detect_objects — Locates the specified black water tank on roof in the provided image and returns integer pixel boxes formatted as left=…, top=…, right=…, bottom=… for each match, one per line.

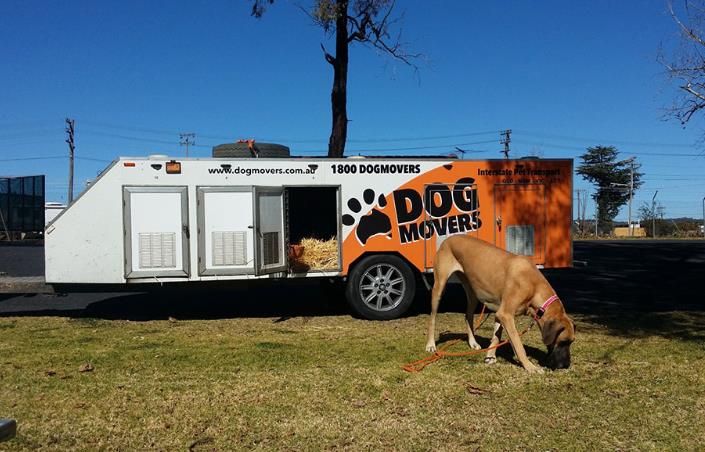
left=212, top=142, right=290, bottom=158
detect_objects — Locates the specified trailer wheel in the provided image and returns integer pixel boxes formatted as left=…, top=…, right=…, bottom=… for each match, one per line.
left=345, top=255, right=416, bottom=320
left=212, top=142, right=290, bottom=158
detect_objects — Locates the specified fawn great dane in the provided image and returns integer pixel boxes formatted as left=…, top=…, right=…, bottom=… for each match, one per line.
left=426, top=235, right=575, bottom=373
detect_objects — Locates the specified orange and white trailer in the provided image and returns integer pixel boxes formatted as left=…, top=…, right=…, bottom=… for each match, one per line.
left=45, top=148, right=572, bottom=319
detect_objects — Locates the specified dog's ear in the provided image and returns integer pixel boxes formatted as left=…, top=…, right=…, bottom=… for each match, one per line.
left=541, top=319, right=564, bottom=346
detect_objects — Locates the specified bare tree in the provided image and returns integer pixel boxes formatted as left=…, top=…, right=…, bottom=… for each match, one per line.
left=662, top=0, right=705, bottom=127
left=252, top=0, right=419, bottom=157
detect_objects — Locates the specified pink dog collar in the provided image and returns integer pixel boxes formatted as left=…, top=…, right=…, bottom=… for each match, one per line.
left=533, top=295, right=559, bottom=321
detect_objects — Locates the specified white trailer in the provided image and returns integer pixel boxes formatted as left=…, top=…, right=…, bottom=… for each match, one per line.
left=45, top=151, right=573, bottom=319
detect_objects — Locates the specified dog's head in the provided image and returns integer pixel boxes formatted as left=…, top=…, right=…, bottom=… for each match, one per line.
left=541, top=314, right=576, bottom=370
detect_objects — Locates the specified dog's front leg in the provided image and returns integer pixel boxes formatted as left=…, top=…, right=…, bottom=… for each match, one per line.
left=484, top=320, right=503, bottom=364
left=496, top=309, right=543, bottom=373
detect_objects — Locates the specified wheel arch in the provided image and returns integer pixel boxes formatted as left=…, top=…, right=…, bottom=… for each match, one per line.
left=345, top=251, right=423, bottom=280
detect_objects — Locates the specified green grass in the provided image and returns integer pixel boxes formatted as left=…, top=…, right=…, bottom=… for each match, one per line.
left=1, top=311, right=704, bottom=450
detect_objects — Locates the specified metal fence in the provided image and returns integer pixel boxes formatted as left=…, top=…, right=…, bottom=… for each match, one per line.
left=0, top=175, right=45, bottom=233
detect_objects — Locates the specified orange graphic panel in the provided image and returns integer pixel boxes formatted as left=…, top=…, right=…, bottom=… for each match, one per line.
left=340, top=159, right=572, bottom=275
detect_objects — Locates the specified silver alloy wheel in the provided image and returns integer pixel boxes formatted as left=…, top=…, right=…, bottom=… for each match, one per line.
left=358, top=263, right=406, bottom=312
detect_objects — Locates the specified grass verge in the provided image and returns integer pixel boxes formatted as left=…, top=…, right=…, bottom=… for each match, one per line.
left=1, top=311, right=704, bottom=450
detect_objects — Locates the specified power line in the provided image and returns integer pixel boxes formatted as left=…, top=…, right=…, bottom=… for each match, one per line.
left=75, top=156, right=112, bottom=163
left=514, top=139, right=702, bottom=157
left=78, top=120, right=500, bottom=144
left=79, top=130, right=500, bottom=153
left=80, top=131, right=190, bottom=147
left=295, top=140, right=498, bottom=154
left=0, top=156, right=66, bottom=162
left=513, top=129, right=696, bottom=149
left=8, top=118, right=705, bottom=149
left=0, top=130, right=62, bottom=140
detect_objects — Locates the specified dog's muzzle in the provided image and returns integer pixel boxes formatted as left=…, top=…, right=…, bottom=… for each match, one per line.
left=547, top=344, right=571, bottom=370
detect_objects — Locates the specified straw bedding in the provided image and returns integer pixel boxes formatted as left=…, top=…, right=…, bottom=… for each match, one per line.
left=289, top=237, right=338, bottom=271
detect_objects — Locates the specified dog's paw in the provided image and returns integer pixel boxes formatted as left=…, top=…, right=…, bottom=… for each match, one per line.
left=524, top=363, right=544, bottom=374
left=484, top=356, right=497, bottom=365
left=425, top=343, right=437, bottom=353
left=468, top=340, right=482, bottom=351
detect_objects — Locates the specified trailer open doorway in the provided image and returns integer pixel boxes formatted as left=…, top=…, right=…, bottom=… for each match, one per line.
left=286, top=186, right=341, bottom=273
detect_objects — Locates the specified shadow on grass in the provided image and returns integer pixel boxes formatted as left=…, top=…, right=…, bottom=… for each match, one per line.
left=412, top=241, right=705, bottom=345
left=435, top=330, right=548, bottom=365
left=545, top=241, right=705, bottom=344
left=0, top=280, right=350, bottom=321
left=1, top=241, right=704, bottom=344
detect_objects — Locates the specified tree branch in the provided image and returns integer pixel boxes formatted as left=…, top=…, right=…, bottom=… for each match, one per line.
left=670, top=0, right=705, bottom=48
left=320, top=43, right=336, bottom=66
left=251, top=0, right=274, bottom=18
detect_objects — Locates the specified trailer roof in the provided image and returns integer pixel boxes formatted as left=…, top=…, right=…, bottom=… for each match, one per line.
left=118, top=155, right=573, bottom=162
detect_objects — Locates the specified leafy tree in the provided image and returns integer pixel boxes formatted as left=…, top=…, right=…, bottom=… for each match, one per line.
left=251, top=0, right=419, bottom=157
left=576, top=146, right=644, bottom=233
left=638, top=200, right=666, bottom=236
left=638, top=200, right=665, bottom=223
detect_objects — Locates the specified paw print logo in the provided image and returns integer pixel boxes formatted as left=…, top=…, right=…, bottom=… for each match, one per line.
left=342, top=189, right=393, bottom=245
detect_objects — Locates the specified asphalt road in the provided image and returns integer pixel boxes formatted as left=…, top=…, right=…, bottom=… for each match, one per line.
left=0, top=241, right=703, bottom=327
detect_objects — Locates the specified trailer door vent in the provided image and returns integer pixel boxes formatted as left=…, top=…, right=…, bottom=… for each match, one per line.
left=506, top=225, right=535, bottom=256
left=262, top=231, right=279, bottom=266
left=212, top=231, right=247, bottom=266
left=138, top=232, right=176, bottom=268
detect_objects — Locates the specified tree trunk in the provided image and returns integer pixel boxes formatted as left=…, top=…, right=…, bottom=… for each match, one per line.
left=327, top=0, right=349, bottom=158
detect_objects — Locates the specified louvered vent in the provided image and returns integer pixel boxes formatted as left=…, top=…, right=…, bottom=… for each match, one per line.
left=212, top=231, right=247, bottom=266
left=262, top=231, right=279, bottom=266
left=138, top=232, right=176, bottom=268
left=506, top=225, right=535, bottom=256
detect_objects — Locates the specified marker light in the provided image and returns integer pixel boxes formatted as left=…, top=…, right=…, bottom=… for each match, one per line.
left=166, top=160, right=181, bottom=174
left=123, top=162, right=136, bottom=167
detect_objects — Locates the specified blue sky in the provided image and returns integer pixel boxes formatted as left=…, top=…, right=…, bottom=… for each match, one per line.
left=1, top=0, right=704, bottom=219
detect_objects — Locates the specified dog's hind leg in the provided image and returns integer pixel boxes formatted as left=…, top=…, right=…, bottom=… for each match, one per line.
left=425, top=274, right=446, bottom=353
left=484, top=319, right=503, bottom=364
left=460, top=277, right=482, bottom=350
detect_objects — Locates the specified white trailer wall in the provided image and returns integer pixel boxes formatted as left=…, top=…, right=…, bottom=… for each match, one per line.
left=45, top=157, right=447, bottom=284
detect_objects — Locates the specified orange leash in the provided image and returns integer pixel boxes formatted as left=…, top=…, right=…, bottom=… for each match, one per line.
left=402, top=305, right=536, bottom=373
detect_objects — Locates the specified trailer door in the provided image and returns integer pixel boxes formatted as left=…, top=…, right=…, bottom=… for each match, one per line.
left=494, top=184, right=546, bottom=265
left=423, top=181, right=480, bottom=270
left=197, top=187, right=254, bottom=276
left=123, top=186, right=189, bottom=278
left=253, top=186, right=287, bottom=275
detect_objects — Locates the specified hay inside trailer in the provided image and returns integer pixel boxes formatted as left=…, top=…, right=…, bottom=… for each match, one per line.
left=289, top=237, right=339, bottom=272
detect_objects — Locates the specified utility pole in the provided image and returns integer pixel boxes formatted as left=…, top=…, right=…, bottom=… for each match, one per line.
left=610, top=156, right=636, bottom=236
left=576, top=190, right=581, bottom=233
left=652, top=190, right=658, bottom=238
left=581, top=190, right=588, bottom=231
left=575, top=189, right=588, bottom=233
left=65, top=118, right=75, bottom=203
left=628, top=160, right=634, bottom=237
left=0, top=203, right=9, bottom=242
left=595, top=189, right=599, bottom=236
left=500, top=129, right=511, bottom=159
left=179, top=133, right=195, bottom=157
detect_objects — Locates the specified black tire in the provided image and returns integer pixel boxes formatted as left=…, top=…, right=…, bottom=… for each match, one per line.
left=212, top=142, right=290, bottom=158
left=345, top=254, right=416, bottom=320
